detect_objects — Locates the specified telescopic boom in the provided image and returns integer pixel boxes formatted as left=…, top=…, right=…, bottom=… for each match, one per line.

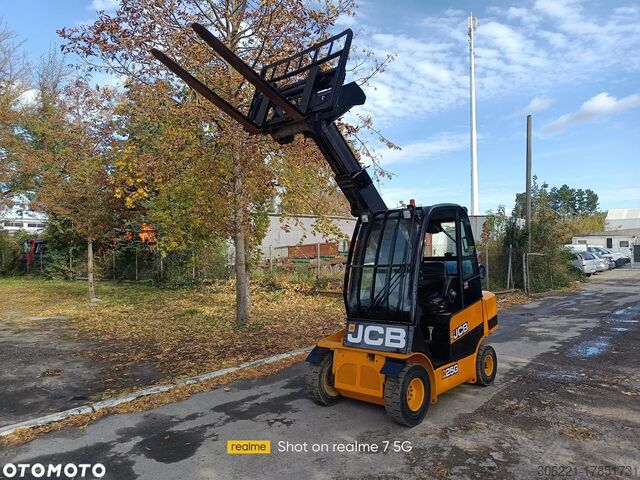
left=151, top=24, right=387, bottom=216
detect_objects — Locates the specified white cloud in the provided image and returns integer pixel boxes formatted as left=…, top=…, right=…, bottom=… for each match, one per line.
left=513, top=96, right=555, bottom=116
left=379, top=133, right=468, bottom=166
left=542, top=92, right=640, bottom=133
left=533, top=0, right=582, bottom=19
left=352, top=1, right=640, bottom=125
left=334, top=13, right=357, bottom=27
left=91, top=0, right=119, bottom=11
left=14, top=88, right=38, bottom=109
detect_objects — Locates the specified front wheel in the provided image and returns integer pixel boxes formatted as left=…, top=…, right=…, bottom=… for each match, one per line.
left=384, top=363, right=430, bottom=427
left=476, top=344, right=497, bottom=386
left=305, top=352, right=341, bottom=406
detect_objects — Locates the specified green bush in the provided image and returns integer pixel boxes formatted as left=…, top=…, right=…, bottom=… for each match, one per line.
left=43, top=250, right=77, bottom=280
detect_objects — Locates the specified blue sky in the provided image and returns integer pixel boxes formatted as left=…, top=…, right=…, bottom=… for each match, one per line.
left=2, top=0, right=639, bottom=214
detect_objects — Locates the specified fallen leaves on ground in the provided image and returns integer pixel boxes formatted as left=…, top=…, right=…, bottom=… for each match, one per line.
left=559, top=424, right=597, bottom=441
left=0, top=278, right=343, bottom=381
left=496, top=291, right=529, bottom=310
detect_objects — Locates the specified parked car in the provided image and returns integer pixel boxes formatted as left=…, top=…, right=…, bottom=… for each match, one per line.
left=587, top=246, right=616, bottom=268
left=599, top=247, right=631, bottom=267
left=570, top=252, right=597, bottom=276
left=600, top=252, right=617, bottom=270
left=568, top=244, right=630, bottom=267
left=590, top=251, right=611, bottom=271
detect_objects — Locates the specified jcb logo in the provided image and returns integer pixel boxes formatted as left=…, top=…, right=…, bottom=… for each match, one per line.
left=442, top=363, right=459, bottom=379
left=452, top=322, right=469, bottom=341
left=346, top=324, right=407, bottom=349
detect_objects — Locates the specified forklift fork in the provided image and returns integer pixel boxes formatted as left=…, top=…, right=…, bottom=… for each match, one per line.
left=151, top=23, right=386, bottom=216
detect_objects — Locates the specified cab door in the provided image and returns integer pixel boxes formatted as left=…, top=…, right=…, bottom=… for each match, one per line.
left=450, top=210, right=484, bottom=360
left=458, top=211, right=482, bottom=307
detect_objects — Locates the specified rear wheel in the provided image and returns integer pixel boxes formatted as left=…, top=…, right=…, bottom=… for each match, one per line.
left=306, top=352, right=341, bottom=406
left=476, top=344, right=497, bottom=386
left=384, top=363, right=430, bottom=427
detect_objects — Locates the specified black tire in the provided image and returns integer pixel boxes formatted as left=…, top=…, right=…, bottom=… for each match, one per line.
left=384, top=363, right=430, bottom=427
left=305, top=352, right=341, bottom=406
left=476, top=344, right=497, bottom=386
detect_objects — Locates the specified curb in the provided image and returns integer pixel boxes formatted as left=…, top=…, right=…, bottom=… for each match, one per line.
left=0, top=346, right=312, bottom=438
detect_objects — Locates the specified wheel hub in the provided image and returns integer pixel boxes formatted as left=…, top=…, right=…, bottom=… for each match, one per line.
left=406, top=378, right=425, bottom=412
left=483, top=355, right=494, bottom=376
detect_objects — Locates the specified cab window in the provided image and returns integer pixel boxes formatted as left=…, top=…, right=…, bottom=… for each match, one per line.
left=460, top=216, right=479, bottom=280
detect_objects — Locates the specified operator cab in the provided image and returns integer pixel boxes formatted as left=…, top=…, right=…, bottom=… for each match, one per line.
left=344, top=204, right=483, bottom=366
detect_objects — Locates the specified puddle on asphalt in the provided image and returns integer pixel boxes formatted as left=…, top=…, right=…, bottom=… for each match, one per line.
left=610, top=327, right=630, bottom=332
left=609, top=305, right=640, bottom=324
left=541, top=371, right=582, bottom=381
left=569, top=337, right=610, bottom=358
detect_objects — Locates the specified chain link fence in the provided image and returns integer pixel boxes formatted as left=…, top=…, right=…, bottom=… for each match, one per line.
left=477, top=241, right=558, bottom=294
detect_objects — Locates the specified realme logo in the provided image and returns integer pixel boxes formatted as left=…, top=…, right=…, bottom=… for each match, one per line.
left=227, top=440, right=271, bottom=454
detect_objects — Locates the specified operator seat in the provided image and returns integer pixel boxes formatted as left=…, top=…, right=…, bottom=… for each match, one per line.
left=419, top=261, right=447, bottom=296
left=417, top=260, right=460, bottom=362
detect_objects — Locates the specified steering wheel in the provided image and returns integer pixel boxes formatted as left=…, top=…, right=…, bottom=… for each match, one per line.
left=442, top=277, right=458, bottom=305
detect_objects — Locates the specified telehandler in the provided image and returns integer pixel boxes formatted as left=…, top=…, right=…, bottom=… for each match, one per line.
left=152, top=26, right=498, bottom=427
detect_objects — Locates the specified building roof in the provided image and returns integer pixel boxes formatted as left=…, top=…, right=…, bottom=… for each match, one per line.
left=606, top=208, right=640, bottom=220
left=0, top=205, right=47, bottom=222
left=575, top=228, right=640, bottom=237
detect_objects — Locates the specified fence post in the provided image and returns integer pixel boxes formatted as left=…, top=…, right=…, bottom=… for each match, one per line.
left=269, top=245, right=273, bottom=274
left=112, top=250, right=116, bottom=282
left=547, top=256, right=554, bottom=290
left=522, top=253, right=527, bottom=295
left=192, top=250, right=196, bottom=281
left=526, top=253, right=531, bottom=295
left=316, top=243, right=321, bottom=279
left=507, top=244, right=513, bottom=290
left=135, top=249, right=139, bottom=282
left=484, top=240, right=490, bottom=290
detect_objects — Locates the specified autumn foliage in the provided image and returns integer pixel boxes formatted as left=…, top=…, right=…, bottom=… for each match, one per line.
left=56, top=0, right=390, bottom=323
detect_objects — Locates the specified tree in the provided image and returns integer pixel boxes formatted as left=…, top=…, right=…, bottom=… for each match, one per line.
left=0, top=20, right=31, bottom=207
left=513, top=177, right=599, bottom=219
left=12, top=52, right=123, bottom=301
left=61, top=0, right=391, bottom=325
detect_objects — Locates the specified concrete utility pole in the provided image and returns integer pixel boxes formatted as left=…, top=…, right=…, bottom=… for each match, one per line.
left=468, top=13, right=480, bottom=215
left=525, top=115, right=532, bottom=252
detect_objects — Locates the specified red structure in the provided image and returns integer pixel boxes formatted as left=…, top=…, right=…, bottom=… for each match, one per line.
left=22, top=239, right=45, bottom=272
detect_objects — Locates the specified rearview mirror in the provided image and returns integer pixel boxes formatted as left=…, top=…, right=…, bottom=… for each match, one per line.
left=479, top=264, right=487, bottom=280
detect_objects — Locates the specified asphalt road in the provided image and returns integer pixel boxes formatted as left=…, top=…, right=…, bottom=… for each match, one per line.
left=0, top=315, right=162, bottom=428
left=1, top=270, right=639, bottom=480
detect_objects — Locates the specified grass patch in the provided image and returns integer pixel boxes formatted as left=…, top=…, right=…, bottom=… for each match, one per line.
left=0, top=277, right=344, bottom=379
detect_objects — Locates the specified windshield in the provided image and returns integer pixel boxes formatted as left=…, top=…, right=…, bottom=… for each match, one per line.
left=345, top=211, right=421, bottom=323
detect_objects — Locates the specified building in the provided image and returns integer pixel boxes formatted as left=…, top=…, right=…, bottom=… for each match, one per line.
left=606, top=208, right=640, bottom=231
left=259, top=213, right=489, bottom=261
left=0, top=205, right=47, bottom=235
left=572, top=228, right=640, bottom=260
left=260, top=213, right=356, bottom=260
